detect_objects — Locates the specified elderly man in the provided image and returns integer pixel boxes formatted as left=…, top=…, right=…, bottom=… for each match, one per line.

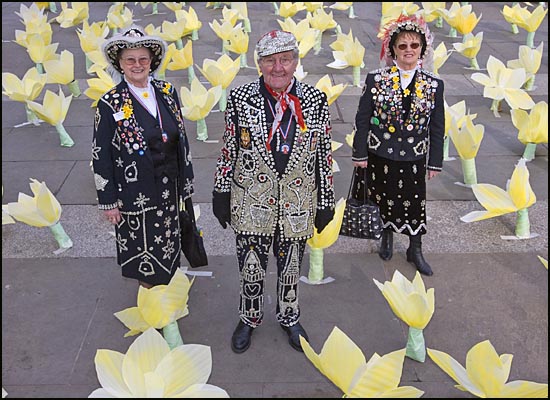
left=213, top=30, right=335, bottom=353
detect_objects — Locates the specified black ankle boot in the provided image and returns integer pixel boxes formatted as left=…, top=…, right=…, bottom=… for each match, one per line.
left=407, top=236, right=433, bottom=276
left=231, top=320, right=254, bottom=353
left=379, top=229, right=393, bottom=261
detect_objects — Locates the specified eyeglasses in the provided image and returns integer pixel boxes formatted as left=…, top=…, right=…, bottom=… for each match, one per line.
left=260, top=56, right=295, bottom=67
left=396, top=42, right=421, bottom=51
left=121, top=56, right=152, bottom=65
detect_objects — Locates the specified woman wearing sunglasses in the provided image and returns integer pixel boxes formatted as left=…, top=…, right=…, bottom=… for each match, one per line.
left=351, top=14, right=445, bottom=276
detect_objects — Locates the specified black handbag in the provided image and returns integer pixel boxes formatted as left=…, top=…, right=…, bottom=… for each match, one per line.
left=339, top=167, right=383, bottom=240
left=180, top=198, right=208, bottom=268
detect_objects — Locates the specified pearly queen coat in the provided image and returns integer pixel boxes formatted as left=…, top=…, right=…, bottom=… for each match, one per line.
left=352, top=66, right=445, bottom=171
left=213, top=78, right=335, bottom=241
left=92, top=79, right=194, bottom=213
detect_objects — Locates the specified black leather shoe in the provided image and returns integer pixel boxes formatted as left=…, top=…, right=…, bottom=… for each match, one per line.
left=379, top=230, right=393, bottom=261
left=281, top=323, right=309, bottom=352
left=231, top=321, right=254, bottom=353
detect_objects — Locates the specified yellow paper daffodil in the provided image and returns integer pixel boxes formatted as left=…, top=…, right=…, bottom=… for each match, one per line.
left=2, top=66, right=47, bottom=125
left=226, top=28, right=250, bottom=68
left=420, top=2, right=446, bottom=27
left=432, top=41, right=452, bottom=76
left=158, top=20, right=186, bottom=49
left=449, top=2, right=482, bottom=36
left=209, top=19, right=242, bottom=54
left=26, top=87, right=74, bottom=147
left=162, top=2, right=185, bottom=12
left=5, top=178, right=72, bottom=250
left=329, top=2, right=357, bottom=19
left=511, top=101, right=548, bottom=161
left=300, top=326, right=424, bottom=397
left=307, top=8, right=338, bottom=54
left=197, top=54, right=240, bottom=112
left=471, top=55, right=535, bottom=117
left=293, top=61, right=308, bottom=81
left=380, top=3, right=421, bottom=33
left=230, top=2, right=250, bottom=31
left=537, top=256, right=548, bottom=270
left=114, top=268, right=193, bottom=350
left=460, top=158, right=536, bottom=239
left=507, top=42, right=544, bottom=91
left=166, top=41, right=195, bottom=82
left=42, top=49, right=81, bottom=97
left=306, top=198, right=346, bottom=282
left=54, top=2, right=89, bottom=28
left=15, top=2, right=48, bottom=26
left=89, top=328, right=229, bottom=398
left=84, top=68, right=116, bottom=107
left=448, top=118, right=484, bottom=185
left=278, top=2, right=307, bottom=18
left=175, top=6, right=203, bottom=39
left=77, top=20, right=110, bottom=72
left=26, top=34, right=59, bottom=71
left=278, top=17, right=312, bottom=42
left=453, top=32, right=483, bottom=70
left=373, top=270, right=435, bottom=362
left=180, top=78, right=222, bottom=140
left=428, top=340, right=548, bottom=398
left=502, top=4, right=548, bottom=47
left=106, top=3, right=133, bottom=33
left=297, top=28, right=318, bottom=59
left=327, top=29, right=365, bottom=87
left=444, top=99, right=477, bottom=160
left=315, top=74, right=348, bottom=106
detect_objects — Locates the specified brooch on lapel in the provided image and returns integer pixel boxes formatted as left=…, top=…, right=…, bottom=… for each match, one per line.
left=240, top=127, right=251, bottom=149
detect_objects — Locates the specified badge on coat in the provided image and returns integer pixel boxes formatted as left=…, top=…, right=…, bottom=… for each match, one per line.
left=240, top=127, right=251, bottom=149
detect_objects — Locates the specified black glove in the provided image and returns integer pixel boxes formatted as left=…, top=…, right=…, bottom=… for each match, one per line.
left=212, top=191, right=231, bottom=229
left=315, top=208, right=334, bottom=234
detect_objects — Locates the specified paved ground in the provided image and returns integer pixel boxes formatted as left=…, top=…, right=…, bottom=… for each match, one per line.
left=2, top=2, right=548, bottom=398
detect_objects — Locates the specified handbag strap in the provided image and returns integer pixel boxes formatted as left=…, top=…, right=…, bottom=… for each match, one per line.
left=348, top=166, right=368, bottom=202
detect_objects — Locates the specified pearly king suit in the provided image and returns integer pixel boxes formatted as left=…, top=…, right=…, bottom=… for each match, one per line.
left=213, top=77, right=335, bottom=328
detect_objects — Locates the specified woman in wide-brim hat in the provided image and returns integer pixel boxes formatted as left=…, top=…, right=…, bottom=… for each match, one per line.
left=351, top=14, right=445, bottom=276
left=92, top=25, right=199, bottom=289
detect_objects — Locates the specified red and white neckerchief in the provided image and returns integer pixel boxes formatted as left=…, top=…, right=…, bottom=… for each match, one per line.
left=264, top=78, right=307, bottom=151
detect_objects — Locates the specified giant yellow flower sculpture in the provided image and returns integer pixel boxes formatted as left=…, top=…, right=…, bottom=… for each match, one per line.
left=278, top=2, right=307, bottom=18
left=507, top=42, right=544, bottom=92
left=305, top=197, right=346, bottom=283
left=77, top=20, right=110, bottom=72
left=453, top=32, right=483, bottom=70
left=501, top=3, right=548, bottom=48
left=448, top=118, right=484, bottom=186
left=428, top=340, right=548, bottom=398
left=373, top=270, right=435, bottom=362
left=4, top=178, right=73, bottom=252
left=300, top=326, right=424, bottom=397
left=42, top=49, right=81, bottom=97
left=25, top=34, right=59, bottom=74
left=2, top=66, right=46, bottom=125
left=114, top=269, right=193, bottom=349
left=471, top=55, right=535, bottom=117
left=106, top=3, right=133, bottom=34
left=329, top=2, right=357, bottom=19
left=315, top=74, right=348, bottom=106
left=180, top=78, right=222, bottom=141
left=460, top=158, right=537, bottom=239
left=175, top=6, right=203, bottom=40
left=432, top=41, right=452, bottom=76
left=327, top=29, right=365, bottom=87
left=54, top=2, right=89, bottom=28
left=26, top=88, right=74, bottom=147
left=226, top=28, right=250, bottom=68
left=84, top=68, right=116, bottom=107
left=306, top=8, right=338, bottom=54
left=166, top=41, right=195, bottom=83
left=511, top=101, right=548, bottom=161
left=89, top=328, right=229, bottom=398
left=197, top=54, right=240, bottom=112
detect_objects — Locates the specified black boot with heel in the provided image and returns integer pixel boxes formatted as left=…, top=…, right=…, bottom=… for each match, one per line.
left=406, top=235, right=433, bottom=276
left=379, top=229, right=393, bottom=261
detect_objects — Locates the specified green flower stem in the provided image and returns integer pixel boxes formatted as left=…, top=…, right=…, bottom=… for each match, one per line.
left=152, top=2, right=158, bottom=14
left=526, top=31, right=535, bottom=48
left=515, top=208, right=530, bottom=238
left=25, top=104, right=41, bottom=126
left=510, top=23, right=519, bottom=34
left=448, top=27, right=457, bottom=38
left=55, top=123, right=75, bottom=147
left=523, top=75, right=535, bottom=91
left=308, top=247, right=324, bottom=283
left=243, top=18, right=251, bottom=33
left=219, top=88, right=227, bottom=112
left=405, top=326, right=426, bottom=362
left=522, top=143, right=537, bottom=161
left=191, top=29, right=199, bottom=41
left=469, top=57, right=480, bottom=70
left=67, top=80, right=81, bottom=97
left=157, top=69, right=166, bottom=80
left=461, top=157, right=477, bottom=185
left=49, top=221, right=73, bottom=249
left=36, top=63, right=45, bottom=74
left=85, top=54, right=93, bottom=73
left=348, top=6, right=356, bottom=19
left=272, top=2, right=279, bottom=14
left=162, top=321, right=183, bottom=350
left=353, top=66, right=361, bottom=87
left=175, top=38, right=183, bottom=50
left=490, top=99, right=501, bottom=118
left=111, top=28, right=118, bottom=35
left=435, top=16, right=443, bottom=28
left=443, top=135, right=451, bottom=160
left=314, top=30, right=322, bottom=55
left=49, top=2, right=57, bottom=13
left=240, top=53, right=248, bottom=68
left=196, top=118, right=208, bottom=141
left=222, top=40, right=229, bottom=55
left=187, top=66, right=195, bottom=84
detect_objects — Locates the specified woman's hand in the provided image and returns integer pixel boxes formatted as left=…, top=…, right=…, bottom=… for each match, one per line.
left=427, top=170, right=440, bottom=180
left=104, top=208, right=121, bottom=225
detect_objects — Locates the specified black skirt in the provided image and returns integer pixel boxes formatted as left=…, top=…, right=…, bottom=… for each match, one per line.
left=353, top=152, right=427, bottom=236
left=116, top=175, right=182, bottom=285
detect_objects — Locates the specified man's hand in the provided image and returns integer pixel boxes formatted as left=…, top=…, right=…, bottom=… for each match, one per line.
left=212, top=191, right=231, bottom=229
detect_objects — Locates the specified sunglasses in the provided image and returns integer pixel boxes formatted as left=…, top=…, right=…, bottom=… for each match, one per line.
left=397, top=42, right=421, bottom=50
